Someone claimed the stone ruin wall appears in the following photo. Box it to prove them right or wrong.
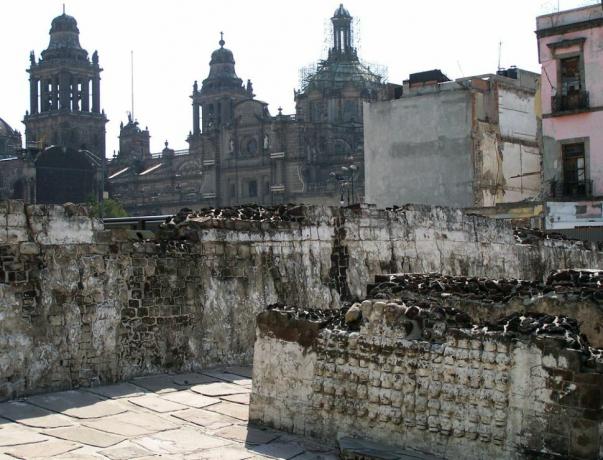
[249,302,603,460]
[0,200,601,399]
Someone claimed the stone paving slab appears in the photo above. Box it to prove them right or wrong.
[2,438,81,459]
[133,426,232,454]
[98,441,155,460]
[185,444,256,460]
[160,390,221,408]
[82,411,178,437]
[211,424,280,445]
[220,393,251,405]
[0,367,340,460]
[27,390,126,419]
[251,440,306,459]
[192,381,251,397]
[202,370,253,386]
[172,373,220,386]
[225,366,254,379]
[131,374,188,393]
[172,408,241,430]
[206,401,249,421]
[0,401,74,428]
[44,426,126,448]
[0,426,48,446]
[85,382,147,399]
[128,394,189,413]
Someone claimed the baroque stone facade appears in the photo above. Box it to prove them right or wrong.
[109,5,386,215]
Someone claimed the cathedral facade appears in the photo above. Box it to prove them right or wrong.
[109,5,387,215]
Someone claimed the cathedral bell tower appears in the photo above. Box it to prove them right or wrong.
[329,4,357,61]
[190,33,250,137]
[24,9,107,157]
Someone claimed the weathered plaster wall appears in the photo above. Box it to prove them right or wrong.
[0,201,602,398]
[250,305,603,459]
[364,88,474,209]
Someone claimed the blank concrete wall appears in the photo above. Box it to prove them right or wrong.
[364,89,474,209]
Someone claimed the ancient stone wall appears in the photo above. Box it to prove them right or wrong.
[0,200,601,399]
[250,303,603,459]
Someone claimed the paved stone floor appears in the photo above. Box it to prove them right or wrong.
[0,367,339,460]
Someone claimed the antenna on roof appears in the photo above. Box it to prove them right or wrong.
[457,60,465,78]
[62,3,65,14]
[130,50,135,120]
[497,41,503,71]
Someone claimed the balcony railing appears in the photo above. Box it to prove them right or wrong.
[551,91,589,113]
[550,179,593,199]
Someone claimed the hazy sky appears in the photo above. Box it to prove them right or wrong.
[0,0,596,156]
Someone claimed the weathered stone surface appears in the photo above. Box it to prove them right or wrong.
[85,382,147,399]
[83,411,177,437]
[0,401,74,428]
[172,408,240,429]
[132,427,232,454]
[27,391,125,419]
[2,439,80,459]
[43,426,125,448]
[192,382,251,397]
[127,395,188,413]
[211,424,279,444]
[221,393,251,405]
[98,442,153,460]
[131,375,187,394]
[160,390,220,408]
[206,401,250,421]
[250,304,603,460]
[0,426,48,446]
[171,373,219,386]
[1,200,602,400]
[185,445,256,460]
[251,441,305,459]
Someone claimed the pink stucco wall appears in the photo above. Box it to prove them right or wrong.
[537,5,603,196]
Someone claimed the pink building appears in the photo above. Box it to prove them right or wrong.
[537,3,603,238]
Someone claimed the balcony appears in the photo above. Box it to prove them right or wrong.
[550,179,593,199]
[551,91,589,114]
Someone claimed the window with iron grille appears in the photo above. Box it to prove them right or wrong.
[560,56,581,96]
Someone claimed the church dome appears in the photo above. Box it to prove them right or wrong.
[42,11,87,61]
[50,13,79,34]
[210,37,235,65]
[200,34,245,97]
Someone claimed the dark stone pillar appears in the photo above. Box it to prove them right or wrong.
[30,78,38,114]
[59,72,69,110]
[51,78,59,110]
[92,76,100,113]
[81,77,90,112]
[41,79,49,112]
[193,102,200,135]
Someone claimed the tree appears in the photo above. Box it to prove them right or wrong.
[87,197,128,218]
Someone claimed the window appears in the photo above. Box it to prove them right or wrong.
[560,57,581,96]
[229,182,236,198]
[248,180,258,198]
[310,102,321,122]
[343,100,358,122]
[562,143,587,196]
[553,56,588,112]
[246,138,258,155]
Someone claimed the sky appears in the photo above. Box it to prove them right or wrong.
[0,0,597,157]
